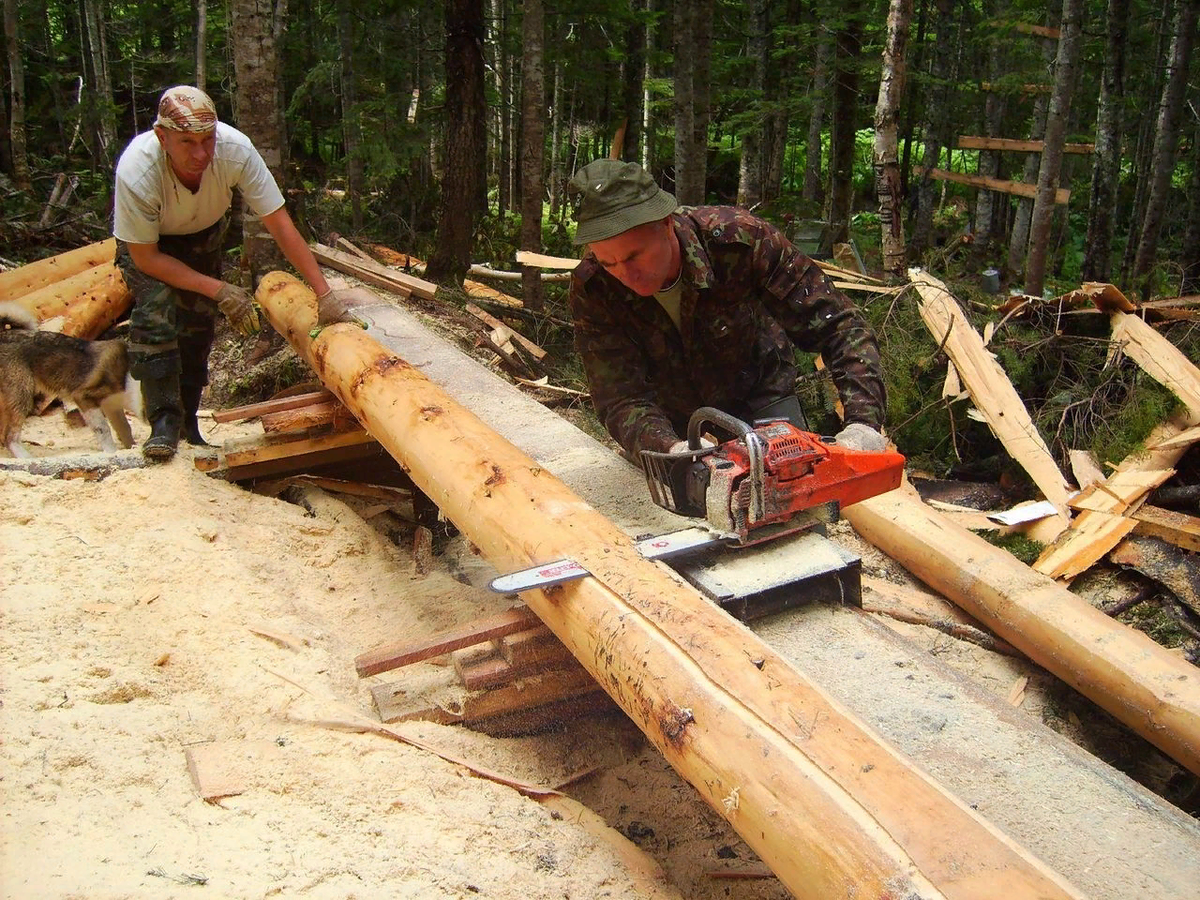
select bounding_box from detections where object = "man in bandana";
[113,85,355,461]
[567,158,888,460]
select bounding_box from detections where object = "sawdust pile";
[0,413,795,899]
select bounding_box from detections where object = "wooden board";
[913,166,1070,204]
[311,243,436,300]
[465,303,547,360]
[212,390,336,423]
[956,136,1093,154]
[1133,505,1200,554]
[356,606,542,677]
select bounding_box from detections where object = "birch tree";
[1081,0,1130,283]
[1006,37,1057,277]
[874,0,912,277]
[1132,0,1199,298]
[1024,0,1083,298]
[737,0,767,209]
[519,0,545,311]
[911,0,954,256]
[196,0,208,91]
[3,0,30,191]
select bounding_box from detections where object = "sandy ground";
[1,410,800,900]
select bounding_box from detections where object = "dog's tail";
[0,301,39,332]
[125,374,145,422]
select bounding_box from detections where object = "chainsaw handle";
[686,407,767,524]
[686,407,753,448]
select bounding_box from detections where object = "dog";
[0,301,141,457]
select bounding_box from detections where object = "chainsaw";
[489,407,905,594]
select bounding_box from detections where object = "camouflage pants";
[116,216,229,388]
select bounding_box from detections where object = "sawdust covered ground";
[0,411,802,900]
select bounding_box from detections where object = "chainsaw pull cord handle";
[686,407,767,524]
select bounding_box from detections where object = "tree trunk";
[622,0,645,163]
[1081,0,1130,283]
[230,0,290,284]
[874,0,913,277]
[826,0,865,244]
[255,271,1088,900]
[1005,37,1056,278]
[195,0,207,91]
[973,9,1008,259]
[81,0,116,166]
[1132,0,1199,299]
[803,29,832,203]
[911,0,954,256]
[641,0,655,171]
[519,0,545,311]
[337,0,363,231]
[489,0,510,216]
[736,0,767,209]
[427,0,487,284]
[673,0,703,203]
[1120,0,1174,284]
[548,61,563,219]
[1024,0,1084,298]
[1182,115,1200,294]
[4,0,31,191]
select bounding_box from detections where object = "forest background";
[1,0,1198,486]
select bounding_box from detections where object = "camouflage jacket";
[570,206,886,456]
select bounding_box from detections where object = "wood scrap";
[860,575,1020,656]
[355,606,542,677]
[184,740,282,802]
[260,400,359,435]
[909,268,1074,525]
[202,428,390,482]
[1132,505,1200,554]
[0,450,149,480]
[411,525,434,576]
[311,243,436,300]
[212,390,336,423]
[464,303,547,360]
[513,377,589,399]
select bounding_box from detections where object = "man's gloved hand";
[834,422,888,453]
[315,288,366,328]
[669,436,716,454]
[214,283,260,337]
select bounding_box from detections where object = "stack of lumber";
[357,607,614,737]
[0,238,130,338]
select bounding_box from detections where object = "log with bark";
[255,270,1082,900]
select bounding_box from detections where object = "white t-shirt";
[113,122,285,244]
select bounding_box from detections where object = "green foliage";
[978,531,1045,566]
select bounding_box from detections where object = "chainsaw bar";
[489,526,724,594]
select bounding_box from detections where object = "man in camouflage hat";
[113,85,357,461]
[566,158,888,459]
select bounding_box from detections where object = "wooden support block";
[498,627,571,668]
[212,390,336,423]
[356,606,541,677]
[260,400,359,434]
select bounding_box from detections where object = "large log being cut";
[256,271,1081,900]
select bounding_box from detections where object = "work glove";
[834,422,888,454]
[669,436,716,454]
[315,288,366,328]
[214,283,260,337]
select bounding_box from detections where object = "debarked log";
[0,238,116,301]
[12,261,131,339]
[844,488,1200,776]
[255,271,1082,900]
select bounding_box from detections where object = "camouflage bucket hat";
[155,86,218,133]
[568,159,678,245]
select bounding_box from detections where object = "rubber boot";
[139,358,183,462]
[180,382,210,447]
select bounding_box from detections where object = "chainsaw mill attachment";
[639,407,905,545]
